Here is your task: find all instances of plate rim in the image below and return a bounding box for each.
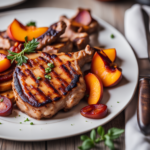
[0,7,139,141]
[0,0,26,10]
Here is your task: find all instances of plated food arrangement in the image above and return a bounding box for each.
[0,8,122,120]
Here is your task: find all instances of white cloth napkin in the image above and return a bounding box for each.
[125,4,150,150]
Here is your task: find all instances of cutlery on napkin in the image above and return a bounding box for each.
[125,4,150,150]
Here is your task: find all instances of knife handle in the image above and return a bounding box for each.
[137,78,150,135]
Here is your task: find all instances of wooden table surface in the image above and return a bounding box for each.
[0,0,136,149]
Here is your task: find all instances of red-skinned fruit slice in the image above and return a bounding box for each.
[80,104,108,119]
[0,96,13,116]
[73,10,92,25]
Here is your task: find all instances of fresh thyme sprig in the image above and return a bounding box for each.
[78,126,124,150]
[7,37,39,66]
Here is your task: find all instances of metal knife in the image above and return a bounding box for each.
[137,9,150,135]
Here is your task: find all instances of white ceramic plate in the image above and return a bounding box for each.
[0,8,138,141]
[0,0,26,9]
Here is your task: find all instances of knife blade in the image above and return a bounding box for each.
[137,9,150,135]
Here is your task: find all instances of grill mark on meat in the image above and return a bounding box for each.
[25,69,39,84]
[66,61,78,75]
[51,54,62,64]
[14,64,81,107]
[43,79,61,97]
[42,52,53,63]
[51,54,57,59]
[18,70,26,78]
[65,74,80,92]
[53,97,61,101]
[14,67,53,107]
[28,59,36,66]
[51,71,68,86]
[23,60,33,68]
[39,65,45,73]
[15,68,38,106]
[65,53,72,58]
[27,91,38,106]
[38,56,48,63]
[51,71,67,95]
[27,60,33,67]
[37,23,59,40]
[42,52,62,64]
[30,85,52,103]
[60,64,73,79]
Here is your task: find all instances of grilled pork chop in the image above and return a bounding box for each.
[12,45,95,119]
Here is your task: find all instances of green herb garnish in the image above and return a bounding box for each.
[20,129,21,131]
[45,75,51,80]
[45,68,51,73]
[71,124,74,126]
[7,37,39,66]
[0,98,3,102]
[30,122,33,125]
[111,34,115,39]
[24,118,29,122]
[47,63,54,68]
[117,101,119,103]
[26,21,36,27]
[78,126,124,150]
[37,77,41,80]
[20,122,22,124]
[0,122,2,124]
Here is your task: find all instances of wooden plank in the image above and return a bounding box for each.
[0,139,3,150]
[0,140,46,150]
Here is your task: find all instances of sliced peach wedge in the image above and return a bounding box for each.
[103,48,116,62]
[7,19,48,42]
[84,73,103,105]
[91,49,122,87]
[94,47,116,62]
[0,53,11,73]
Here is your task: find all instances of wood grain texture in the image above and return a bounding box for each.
[0,0,135,149]
[0,140,46,150]
[138,78,150,135]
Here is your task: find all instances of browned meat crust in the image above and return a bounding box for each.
[42,37,73,53]
[0,31,15,50]
[60,16,89,50]
[36,21,67,50]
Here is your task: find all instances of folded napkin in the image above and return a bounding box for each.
[125,4,150,150]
